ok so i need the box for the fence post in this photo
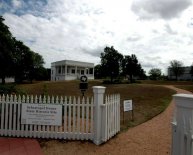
[172,94,193,155]
[93,86,106,145]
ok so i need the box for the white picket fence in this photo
[172,94,193,155]
[0,86,120,145]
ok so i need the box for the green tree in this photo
[0,16,15,84]
[94,64,102,79]
[0,16,45,84]
[122,54,143,83]
[169,60,185,80]
[28,52,45,83]
[149,68,162,80]
[13,40,32,83]
[190,65,193,80]
[13,40,44,83]
[100,46,123,83]
[34,68,50,81]
[138,64,147,80]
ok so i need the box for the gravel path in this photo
[42,85,192,155]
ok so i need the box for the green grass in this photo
[140,80,193,85]
[174,85,193,93]
[15,80,175,131]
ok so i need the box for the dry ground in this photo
[17,81,175,130]
[39,85,192,155]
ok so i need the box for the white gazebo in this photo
[51,60,94,81]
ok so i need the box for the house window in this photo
[58,67,61,74]
[81,70,84,75]
[86,68,89,74]
[62,66,65,74]
[71,69,75,74]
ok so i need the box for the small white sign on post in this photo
[123,100,133,112]
[21,103,62,126]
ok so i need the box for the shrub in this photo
[0,84,17,95]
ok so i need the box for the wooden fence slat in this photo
[86,97,89,140]
[72,97,76,140]
[104,96,108,141]
[59,96,63,139]
[77,97,80,140]
[5,95,9,136]
[45,96,50,138]
[82,97,86,140]
[113,95,115,136]
[41,96,46,138]
[64,96,67,139]
[69,97,72,139]
[8,95,13,136]
[110,95,112,138]
[12,95,17,136]
[50,96,55,138]
[118,94,120,132]
[24,95,29,138]
[108,95,110,140]
[90,97,93,139]
[16,96,21,137]
[115,95,117,134]
[54,96,59,139]
[1,95,5,135]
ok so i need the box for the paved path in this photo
[0,137,43,155]
[41,85,192,155]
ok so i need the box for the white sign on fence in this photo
[21,103,62,126]
[123,100,132,112]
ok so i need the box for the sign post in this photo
[123,100,134,124]
[79,75,88,97]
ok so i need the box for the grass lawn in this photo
[140,80,193,85]
[16,80,175,131]
[174,85,193,93]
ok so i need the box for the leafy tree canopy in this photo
[100,46,123,82]
[122,54,144,83]
[169,60,184,80]
[149,68,162,80]
[0,16,45,84]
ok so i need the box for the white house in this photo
[168,66,192,80]
[51,60,94,81]
[0,77,15,83]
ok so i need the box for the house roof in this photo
[51,60,94,67]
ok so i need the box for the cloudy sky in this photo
[1,0,193,74]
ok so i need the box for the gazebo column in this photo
[75,66,77,78]
[61,66,63,75]
[65,65,67,80]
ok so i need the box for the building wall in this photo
[0,77,15,83]
[51,60,94,81]
[168,66,192,80]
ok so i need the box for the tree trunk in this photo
[129,74,133,83]
[110,75,113,83]
[1,76,5,85]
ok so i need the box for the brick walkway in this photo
[0,137,43,155]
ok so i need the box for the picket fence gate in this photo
[0,86,120,145]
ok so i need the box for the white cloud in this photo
[131,0,192,20]
[2,0,193,75]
